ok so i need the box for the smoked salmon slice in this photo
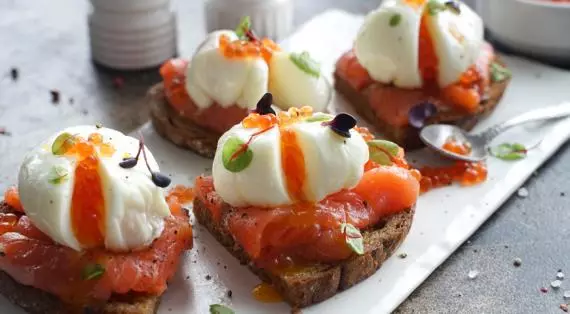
[335,43,496,127]
[160,59,249,134]
[0,202,192,305]
[194,163,419,268]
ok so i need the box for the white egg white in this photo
[268,51,332,112]
[185,30,269,110]
[212,116,369,207]
[18,125,170,252]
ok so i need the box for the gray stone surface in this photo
[1,0,569,313]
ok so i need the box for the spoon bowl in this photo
[420,125,487,162]
[419,104,570,162]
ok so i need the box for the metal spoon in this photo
[419,104,570,162]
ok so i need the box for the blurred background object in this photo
[481,0,570,67]
[204,0,294,41]
[89,0,177,70]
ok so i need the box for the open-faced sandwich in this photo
[335,0,512,149]
[193,93,420,307]
[150,17,331,158]
[0,125,193,313]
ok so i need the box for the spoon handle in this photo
[478,103,570,142]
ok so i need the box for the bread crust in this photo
[0,202,162,314]
[193,197,415,308]
[333,60,511,150]
[148,83,219,158]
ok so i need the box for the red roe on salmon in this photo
[159,59,249,134]
[0,194,192,305]
[4,187,23,212]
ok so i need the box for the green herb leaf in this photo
[222,137,253,173]
[48,165,69,184]
[82,263,105,280]
[367,140,400,166]
[289,51,321,78]
[305,113,333,123]
[51,132,76,155]
[235,16,251,40]
[389,13,402,27]
[490,62,511,82]
[340,223,364,255]
[489,143,527,161]
[427,0,447,15]
[210,304,235,314]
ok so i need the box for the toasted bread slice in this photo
[334,61,510,150]
[193,197,414,308]
[149,83,219,158]
[0,202,162,314]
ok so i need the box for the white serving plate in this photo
[3,9,570,314]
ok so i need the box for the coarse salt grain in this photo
[468,270,479,280]
[564,291,570,300]
[558,272,565,280]
[517,187,529,198]
[552,280,562,289]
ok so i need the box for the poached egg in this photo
[18,126,170,252]
[354,0,484,88]
[212,112,369,207]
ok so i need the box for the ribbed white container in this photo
[89,0,177,70]
[205,0,294,41]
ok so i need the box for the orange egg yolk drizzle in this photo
[242,107,313,201]
[63,133,115,249]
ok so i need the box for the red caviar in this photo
[442,137,472,156]
[4,187,23,212]
[219,34,281,63]
[419,161,487,193]
[166,185,194,217]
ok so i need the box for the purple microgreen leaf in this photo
[408,102,437,129]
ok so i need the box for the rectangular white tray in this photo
[4,9,570,314]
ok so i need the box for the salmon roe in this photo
[419,161,487,193]
[166,185,194,217]
[64,133,116,158]
[242,106,314,129]
[4,187,23,212]
[442,137,472,156]
[219,34,281,63]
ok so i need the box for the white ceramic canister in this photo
[204,0,294,41]
[89,0,177,70]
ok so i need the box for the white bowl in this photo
[88,9,173,32]
[481,0,570,63]
[90,0,170,13]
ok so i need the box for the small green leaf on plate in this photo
[210,304,235,314]
[290,51,321,78]
[367,140,400,166]
[52,132,76,155]
[490,62,511,83]
[427,0,447,15]
[222,137,253,173]
[389,13,402,27]
[489,143,527,161]
[305,113,333,123]
[340,223,364,255]
[82,263,105,280]
[48,165,69,184]
[235,16,251,40]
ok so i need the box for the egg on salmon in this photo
[185,30,269,110]
[212,113,369,207]
[354,0,484,88]
[18,125,170,252]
